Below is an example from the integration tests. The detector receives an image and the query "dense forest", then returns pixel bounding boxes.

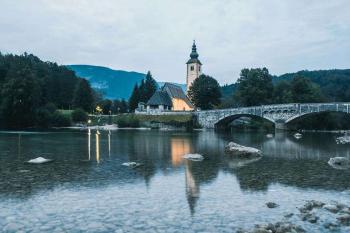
[221,69,350,103]
[0,53,96,129]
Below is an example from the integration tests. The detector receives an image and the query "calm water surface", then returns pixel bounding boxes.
[0,130,350,232]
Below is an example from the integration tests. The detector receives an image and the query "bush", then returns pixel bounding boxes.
[71,108,88,123]
[116,115,140,128]
[35,108,52,128]
[51,111,71,127]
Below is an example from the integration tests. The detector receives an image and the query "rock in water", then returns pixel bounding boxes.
[294,133,302,139]
[336,135,350,144]
[328,157,350,170]
[266,134,274,138]
[227,157,262,168]
[183,154,204,161]
[266,202,279,208]
[225,142,261,158]
[122,162,142,168]
[27,157,53,164]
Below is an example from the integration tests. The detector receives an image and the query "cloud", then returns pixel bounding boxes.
[0,0,349,84]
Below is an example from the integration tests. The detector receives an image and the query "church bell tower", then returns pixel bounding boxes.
[186,40,202,92]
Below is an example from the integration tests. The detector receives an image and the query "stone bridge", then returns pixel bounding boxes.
[194,103,350,129]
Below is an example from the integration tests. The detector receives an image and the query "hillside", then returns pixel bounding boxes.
[68,65,146,100]
[221,69,350,102]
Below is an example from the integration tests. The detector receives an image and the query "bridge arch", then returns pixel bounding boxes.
[214,113,275,129]
[285,110,350,125]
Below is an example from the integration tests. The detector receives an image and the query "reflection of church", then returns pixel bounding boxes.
[145,41,202,112]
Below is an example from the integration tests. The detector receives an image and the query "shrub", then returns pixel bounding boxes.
[51,111,71,127]
[116,115,140,128]
[71,108,88,123]
[35,108,52,128]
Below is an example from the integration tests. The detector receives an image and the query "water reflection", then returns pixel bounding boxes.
[95,130,100,163]
[170,138,191,166]
[185,160,200,215]
[88,128,91,161]
[108,130,111,157]
[1,130,350,217]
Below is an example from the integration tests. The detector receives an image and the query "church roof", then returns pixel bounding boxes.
[162,83,194,108]
[146,90,173,107]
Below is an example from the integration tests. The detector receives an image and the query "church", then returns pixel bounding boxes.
[145,41,202,112]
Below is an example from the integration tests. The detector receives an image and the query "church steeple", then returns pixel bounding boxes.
[186,40,202,92]
[190,40,199,59]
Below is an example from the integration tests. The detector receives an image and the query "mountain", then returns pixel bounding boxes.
[67,65,146,100]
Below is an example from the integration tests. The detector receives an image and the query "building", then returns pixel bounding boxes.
[144,41,201,113]
[186,40,202,92]
[146,83,194,112]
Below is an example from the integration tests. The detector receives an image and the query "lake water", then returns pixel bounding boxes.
[0,129,350,232]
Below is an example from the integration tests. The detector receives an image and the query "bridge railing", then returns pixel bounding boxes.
[196,102,350,114]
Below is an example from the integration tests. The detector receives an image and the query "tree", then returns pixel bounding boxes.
[142,71,158,102]
[0,66,41,128]
[273,80,293,104]
[234,68,273,106]
[72,79,94,112]
[290,76,324,103]
[120,99,128,113]
[129,84,140,112]
[188,74,221,110]
[98,99,113,114]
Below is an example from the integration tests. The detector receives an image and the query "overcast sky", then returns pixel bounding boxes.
[1,0,349,84]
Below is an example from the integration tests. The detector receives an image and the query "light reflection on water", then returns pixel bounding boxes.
[0,130,350,232]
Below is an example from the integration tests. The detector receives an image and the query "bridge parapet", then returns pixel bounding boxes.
[194,102,350,129]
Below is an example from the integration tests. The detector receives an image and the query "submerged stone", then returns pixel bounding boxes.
[266,202,279,208]
[122,162,142,168]
[26,157,53,164]
[294,133,302,139]
[183,153,204,161]
[328,157,350,170]
[225,142,261,158]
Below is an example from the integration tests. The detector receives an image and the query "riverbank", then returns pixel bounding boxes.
[89,114,197,130]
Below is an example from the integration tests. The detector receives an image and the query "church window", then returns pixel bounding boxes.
[190,66,194,71]
[199,66,201,71]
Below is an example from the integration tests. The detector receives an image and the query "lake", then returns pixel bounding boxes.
[0,129,350,232]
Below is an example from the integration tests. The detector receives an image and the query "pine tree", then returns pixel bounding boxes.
[129,84,140,112]
[143,71,158,102]
[72,79,94,112]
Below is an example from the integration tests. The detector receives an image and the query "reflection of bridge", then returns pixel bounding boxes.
[194,102,350,129]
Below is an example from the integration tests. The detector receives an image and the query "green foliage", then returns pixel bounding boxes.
[116,115,140,128]
[129,84,140,111]
[277,69,350,102]
[0,66,41,128]
[234,68,273,106]
[290,76,324,103]
[97,99,113,114]
[142,71,158,102]
[35,108,52,128]
[72,79,94,112]
[0,53,96,129]
[273,80,293,104]
[71,108,88,123]
[112,99,128,113]
[51,111,72,127]
[188,74,221,110]
[128,71,158,112]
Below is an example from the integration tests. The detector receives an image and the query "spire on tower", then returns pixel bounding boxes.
[190,40,199,59]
